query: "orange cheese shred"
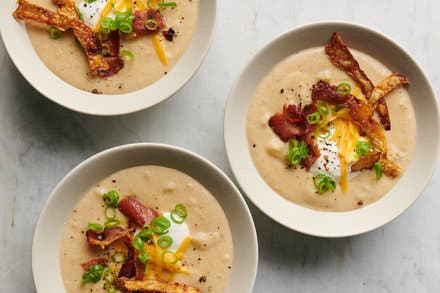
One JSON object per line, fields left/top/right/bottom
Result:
{"left": 152, "top": 34, "right": 168, "bottom": 66}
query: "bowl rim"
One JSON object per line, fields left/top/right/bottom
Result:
{"left": 31, "top": 143, "right": 258, "bottom": 292}
{"left": 0, "top": 0, "right": 217, "bottom": 116}
{"left": 224, "top": 20, "right": 440, "bottom": 238}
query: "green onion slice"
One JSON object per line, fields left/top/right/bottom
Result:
{"left": 104, "top": 218, "right": 120, "bottom": 228}
{"left": 337, "top": 83, "right": 351, "bottom": 95}
{"left": 318, "top": 128, "right": 331, "bottom": 140}
{"left": 317, "top": 101, "right": 330, "bottom": 115}
{"left": 138, "top": 227, "right": 153, "bottom": 242}
{"left": 170, "top": 204, "right": 187, "bottom": 224}
{"left": 158, "top": 235, "right": 173, "bottom": 248}
{"left": 48, "top": 26, "right": 62, "bottom": 39}
{"left": 119, "top": 21, "right": 133, "bottom": 34}
{"left": 356, "top": 141, "right": 371, "bottom": 158}
{"left": 82, "top": 264, "right": 104, "bottom": 284}
{"left": 133, "top": 234, "right": 145, "bottom": 250}
{"left": 374, "top": 162, "right": 383, "bottom": 179}
{"left": 306, "top": 112, "right": 322, "bottom": 125}
{"left": 104, "top": 280, "right": 117, "bottom": 293}
{"left": 103, "top": 268, "right": 117, "bottom": 283}
{"left": 111, "top": 251, "right": 126, "bottom": 263}
{"left": 286, "top": 139, "right": 308, "bottom": 166}
{"left": 103, "top": 190, "right": 119, "bottom": 208}
{"left": 75, "top": 7, "right": 84, "bottom": 21}
{"left": 121, "top": 49, "right": 134, "bottom": 59}
{"left": 104, "top": 207, "right": 116, "bottom": 220}
{"left": 144, "top": 19, "right": 159, "bottom": 31}
{"left": 162, "top": 251, "right": 178, "bottom": 265}
{"left": 88, "top": 223, "right": 104, "bottom": 232}
{"left": 158, "top": 1, "right": 177, "bottom": 8}
{"left": 138, "top": 250, "right": 149, "bottom": 264}
{"left": 101, "top": 17, "right": 113, "bottom": 29}
{"left": 313, "top": 174, "right": 336, "bottom": 194}
{"left": 153, "top": 216, "right": 171, "bottom": 234}
{"left": 88, "top": 0, "right": 97, "bottom": 3}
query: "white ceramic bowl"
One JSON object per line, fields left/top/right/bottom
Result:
{"left": 0, "top": 1, "right": 216, "bottom": 115}
{"left": 224, "top": 21, "right": 440, "bottom": 237}
{"left": 32, "top": 143, "right": 258, "bottom": 292}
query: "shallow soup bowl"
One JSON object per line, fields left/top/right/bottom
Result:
{"left": 224, "top": 21, "right": 439, "bottom": 237}
{"left": 0, "top": 1, "right": 216, "bottom": 115}
{"left": 32, "top": 143, "right": 258, "bottom": 292}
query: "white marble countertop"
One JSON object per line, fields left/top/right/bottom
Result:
{"left": 1, "top": 0, "right": 439, "bottom": 292}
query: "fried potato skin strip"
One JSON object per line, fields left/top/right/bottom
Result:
{"left": 351, "top": 151, "right": 380, "bottom": 171}
{"left": 13, "top": 0, "right": 71, "bottom": 30}
{"left": 123, "top": 279, "right": 200, "bottom": 293}
{"left": 325, "top": 32, "right": 375, "bottom": 97}
{"left": 325, "top": 32, "right": 392, "bottom": 130}
{"left": 370, "top": 73, "right": 410, "bottom": 130}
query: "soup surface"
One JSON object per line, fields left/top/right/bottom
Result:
{"left": 26, "top": 0, "right": 198, "bottom": 94}
{"left": 60, "top": 165, "right": 233, "bottom": 292}
{"left": 246, "top": 47, "right": 416, "bottom": 212}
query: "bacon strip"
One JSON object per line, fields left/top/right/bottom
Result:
{"left": 311, "top": 80, "right": 351, "bottom": 105}
{"left": 325, "top": 32, "right": 392, "bottom": 130}
{"left": 268, "top": 104, "right": 308, "bottom": 142}
{"left": 122, "top": 279, "right": 200, "bottom": 293}
{"left": 118, "top": 238, "right": 137, "bottom": 279}
{"left": 132, "top": 10, "right": 166, "bottom": 34}
{"left": 81, "top": 257, "right": 109, "bottom": 271}
{"left": 380, "top": 158, "right": 402, "bottom": 179}
{"left": 86, "top": 227, "right": 130, "bottom": 249}
{"left": 350, "top": 151, "right": 380, "bottom": 172}
{"left": 118, "top": 197, "right": 159, "bottom": 226}
{"left": 13, "top": 0, "right": 124, "bottom": 77}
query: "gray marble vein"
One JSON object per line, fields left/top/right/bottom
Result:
{"left": 1, "top": 0, "right": 439, "bottom": 292}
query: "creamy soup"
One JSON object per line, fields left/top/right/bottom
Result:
{"left": 246, "top": 47, "right": 416, "bottom": 212}
{"left": 26, "top": 0, "right": 198, "bottom": 94}
{"left": 60, "top": 166, "right": 233, "bottom": 293}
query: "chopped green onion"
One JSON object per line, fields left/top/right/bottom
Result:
{"left": 144, "top": 19, "right": 159, "bottom": 31}
{"left": 103, "top": 190, "right": 119, "bottom": 208}
{"left": 48, "top": 26, "right": 62, "bottom": 39}
{"left": 138, "top": 227, "right": 153, "bottom": 242}
{"left": 88, "top": 0, "right": 97, "bottom": 3}
{"left": 317, "top": 101, "right": 330, "bottom": 115}
{"left": 82, "top": 264, "right": 104, "bottom": 284}
{"left": 306, "top": 112, "right": 322, "bottom": 125}
{"left": 286, "top": 139, "right": 308, "bottom": 166}
{"left": 356, "top": 141, "right": 371, "bottom": 158}
{"left": 162, "top": 251, "right": 178, "bottom": 265}
{"left": 133, "top": 234, "right": 145, "bottom": 250}
{"left": 138, "top": 250, "right": 149, "bottom": 264}
{"left": 121, "top": 49, "right": 134, "bottom": 59}
{"left": 75, "top": 7, "right": 84, "bottom": 21}
{"left": 88, "top": 223, "right": 104, "bottom": 232}
{"left": 119, "top": 21, "right": 132, "bottom": 34}
{"left": 104, "top": 218, "right": 120, "bottom": 228}
{"left": 153, "top": 216, "right": 171, "bottom": 234}
{"left": 313, "top": 174, "right": 336, "bottom": 194}
{"left": 170, "top": 204, "right": 188, "bottom": 224}
{"left": 318, "top": 128, "right": 331, "bottom": 140}
{"left": 104, "top": 207, "right": 116, "bottom": 219}
{"left": 337, "top": 83, "right": 351, "bottom": 95}
{"left": 374, "top": 162, "right": 383, "bottom": 179}
{"left": 101, "top": 17, "right": 113, "bottom": 29}
{"left": 111, "top": 251, "right": 126, "bottom": 263}
{"left": 158, "top": 235, "right": 173, "bottom": 248}
{"left": 158, "top": 1, "right": 177, "bottom": 8}
{"left": 104, "top": 280, "right": 117, "bottom": 293}
{"left": 103, "top": 268, "right": 117, "bottom": 283}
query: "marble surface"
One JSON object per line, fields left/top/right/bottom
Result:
{"left": 1, "top": 0, "right": 440, "bottom": 292}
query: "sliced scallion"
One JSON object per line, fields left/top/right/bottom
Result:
{"left": 48, "top": 26, "right": 62, "bottom": 39}
{"left": 337, "top": 83, "right": 351, "bottom": 95}
{"left": 158, "top": 235, "right": 173, "bottom": 248}
{"left": 374, "top": 162, "right": 383, "bottom": 179}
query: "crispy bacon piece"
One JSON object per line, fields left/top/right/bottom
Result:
{"left": 300, "top": 133, "right": 321, "bottom": 171}
{"left": 325, "top": 32, "right": 392, "bottom": 130}
{"left": 118, "top": 196, "right": 159, "bottom": 226}
{"left": 379, "top": 158, "right": 402, "bottom": 179}
{"left": 162, "top": 28, "right": 176, "bottom": 42}
{"left": 268, "top": 104, "right": 308, "bottom": 142}
{"left": 121, "top": 279, "right": 200, "bottom": 293}
{"left": 311, "top": 80, "right": 351, "bottom": 105}
{"left": 13, "top": 0, "right": 124, "bottom": 77}
{"left": 351, "top": 151, "right": 380, "bottom": 171}
{"left": 81, "top": 257, "right": 109, "bottom": 271}
{"left": 86, "top": 227, "right": 130, "bottom": 249}
{"left": 118, "top": 238, "right": 137, "bottom": 279}
{"left": 132, "top": 10, "right": 166, "bottom": 34}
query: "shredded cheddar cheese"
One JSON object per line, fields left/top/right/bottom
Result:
{"left": 175, "top": 237, "right": 192, "bottom": 260}
{"left": 152, "top": 34, "right": 168, "bottom": 66}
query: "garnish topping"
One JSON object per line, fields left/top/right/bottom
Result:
{"left": 374, "top": 162, "right": 383, "bottom": 179}
{"left": 82, "top": 264, "right": 104, "bottom": 285}
{"left": 286, "top": 139, "right": 308, "bottom": 166}
{"left": 88, "top": 223, "right": 104, "bottom": 232}
{"left": 170, "top": 204, "right": 187, "bottom": 224}
{"left": 103, "top": 190, "right": 120, "bottom": 208}
{"left": 158, "top": 235, "right": 173, "bottom": 248}
{"left": 153, "top": 216, "right": 172, "bottom": 235}
{"left": 337, "top": 83, "right": 351, "bottom": 95}
{"left": 313, "top": 174, "right": 337, "bottom": 194}
{"left": 356, "top": 141, "right": 371, "bottom": 158}
{"left": 48, "top": 26, "right": 62, "bottom": 39}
